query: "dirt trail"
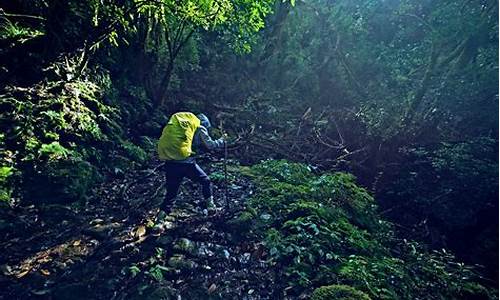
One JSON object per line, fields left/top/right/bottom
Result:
{"left": 0, "top": 159, "right": 280, "bottom": 299}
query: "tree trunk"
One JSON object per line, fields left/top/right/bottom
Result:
{"left": 402, "top": 42, "right": 439, "bottom": 128}
{"left": 155, "top": 59, "right": 175, "bottom": 107}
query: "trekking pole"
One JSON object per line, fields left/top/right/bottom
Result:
{"left": 223, "top": 136, "right": 229, "bottom": 210}
{"left": 219, "top": 118, "right": 229, "bottom": 210}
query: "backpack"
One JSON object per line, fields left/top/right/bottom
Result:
{"left": 157, "top": 112, "right": 201, "bottom": 160}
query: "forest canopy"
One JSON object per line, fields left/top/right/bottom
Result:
{"left": 0, "top": 0, "right": 498, "bottom": 299}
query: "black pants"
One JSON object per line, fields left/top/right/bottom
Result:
{"left": 161, "top": 161, "right": 212, "bottom": 210}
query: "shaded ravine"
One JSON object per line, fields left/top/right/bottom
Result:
{"left": 0, "top": 158, "right": 279, "bottom": 299}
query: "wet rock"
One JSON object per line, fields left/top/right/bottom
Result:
{"left": 31, "top": 289, "right": 51, "bottom": 296}
{"left": 260, "top": 213, "right": 271, "bottom": 220}
{"left": 196, "top": 243, "right": 215, "bottom": 258}
{"left": 89, "top": 218, "right": 104, "bottom": 225}
{"left": 197, "top": 225, "right": 210, "bottom": 234}
{"left": 1, "top": 264, "right": 13, "bottom": 276}
{"left": 163, "top": 221, "right": 176, "bottom": 230}
{"left": 213, "top": 246, "right": 231, "bottom": 260}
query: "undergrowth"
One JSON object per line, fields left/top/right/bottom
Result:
{"left": 233, "top": 160, "right": 496, "bottom": 300}
{"left": 0, "top": 58, "right": 149, "bottom": 205}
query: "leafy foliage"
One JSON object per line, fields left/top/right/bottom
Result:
{"left": 0, "top": 18, "right": 44, "bottom": 43}
{"left": 311, "top": 285, "right": 371, "bottom": 300}
{"left": 0, "top": 57, "right": 146, "bottom": 204}
{"left": 380, "top": 137, "right": 499, "bottom": 280}
{"left": 237, "top": 160, "right": 496, "bottom": 299}
{"left": 0, "top": 166, "right": 14, "bottom": 203}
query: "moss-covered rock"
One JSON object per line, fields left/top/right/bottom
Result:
{"left": 0, "top": 61, "right": 152, "bottom": 204}
{"left": 168, "top": 254, "right": 197, "bottom": 270}
{"left": 173, "top": 238, "right": 197, "bottom": 255}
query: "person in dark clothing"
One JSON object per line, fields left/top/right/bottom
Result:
{"left": 162, "top": 162, "right": 212, "bottom": 209}
{"left": 158, "top": 113, "right": 224, "bottom": 216}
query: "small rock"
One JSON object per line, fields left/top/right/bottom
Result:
{"left": 207, "top": 283, "right": 217, "bottom": 294}
{"left": 89, "top": 218, "right": 104, "bottom": 225}
{"left": 196, "top": 244, "right": 215, "bottom": 258}
{"left": 198, "top": 226, "right": 210, "bottom": 234}
{"left": 1, "top": 264, "right": 12, "bottom": 276}
{"left": 31, "top": 289, "right": 50, "bottom": 296}
{"left": 163, "top": 221, "right": 176, "bottom": 230}
{"left": 260, "top": 213, "right": 271, "bottom": 220}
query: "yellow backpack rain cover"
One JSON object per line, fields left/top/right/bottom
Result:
{"left": 157, "top": 112, "right": 201, "bottom": 160}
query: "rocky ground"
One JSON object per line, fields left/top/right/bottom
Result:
{"left": 0, "top": 158, "right": 282, "bottom": 299}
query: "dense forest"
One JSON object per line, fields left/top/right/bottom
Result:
{"left": 0, "top": 0, "right": 498, "bottom": 299}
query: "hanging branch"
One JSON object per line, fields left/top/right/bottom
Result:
{"left": 0, "top": 9, "right": 45, "bottom": 21}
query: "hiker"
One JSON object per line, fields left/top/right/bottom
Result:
{"left": 157, "top": 112, "right": 225, "bottom": 215}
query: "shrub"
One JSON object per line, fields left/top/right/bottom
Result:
{"left": 236, "top": 160, "right": 496, "bottom": 299}
{"left": 311, "top": 285, "right": 371, "bottom": 300}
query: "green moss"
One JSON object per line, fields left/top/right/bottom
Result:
{"left": 0, "top": 166, "right": 13, "bottom": 203}
{"left": 39, "top": 141, "right": 73, "bottom": 160}
{"left": 0, "top": 64, "right": 151, "bottom": 204}
{"left": 311, "top": 285, "right": 371, "bottom": 300}
{"left": 0, "top": 20, "right": 44, "bottom": 42}
{"left": 252, "top": 159, "right": 313, "bottom": 185}
{"left": 236, "top": 160, "right": 496, "bottom": 299}
{"left": 121, "top": 140, "right": 148, "bottom": 164}
{"left": 227, "top": 208, "right": 257, "bottom": 234}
